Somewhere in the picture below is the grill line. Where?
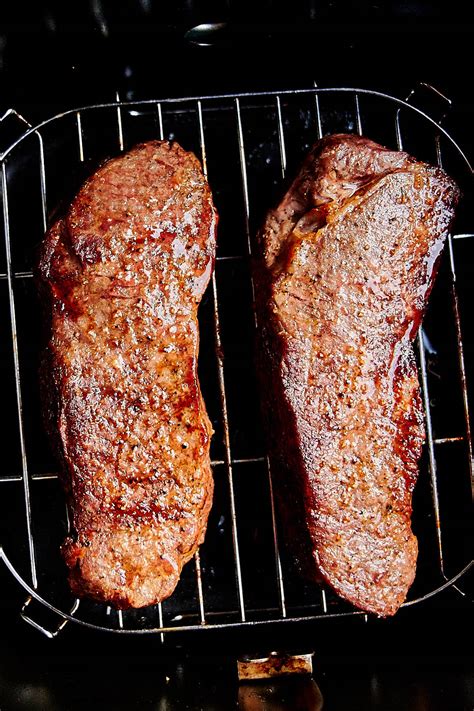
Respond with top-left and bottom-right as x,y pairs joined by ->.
198,100 -> 246,623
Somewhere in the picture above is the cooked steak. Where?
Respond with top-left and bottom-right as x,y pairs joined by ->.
256,134 -> 459,616
37,141 -> 217,609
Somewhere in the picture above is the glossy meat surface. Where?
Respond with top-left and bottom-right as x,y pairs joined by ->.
37,141 -> 217,608
256,134 -> 459,616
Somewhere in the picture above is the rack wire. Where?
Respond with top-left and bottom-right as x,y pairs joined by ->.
0,85 -> 472,638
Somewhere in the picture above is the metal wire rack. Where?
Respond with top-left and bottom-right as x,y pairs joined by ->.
0,84 -> 473,638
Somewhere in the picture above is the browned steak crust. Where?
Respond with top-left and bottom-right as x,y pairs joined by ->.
256,134 -> 459,617
37,141 -> 217,609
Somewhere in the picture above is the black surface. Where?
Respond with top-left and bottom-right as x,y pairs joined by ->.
1,562 -> 473,709
0,8 -> 473,120
1,7 -> 473,710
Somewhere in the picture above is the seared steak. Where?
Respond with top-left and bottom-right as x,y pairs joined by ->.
256,134 -> 459,616
37,141 -> 217,609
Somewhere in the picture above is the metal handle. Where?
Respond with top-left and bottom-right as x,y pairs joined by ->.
0,108 -> 33,158
404,82 -> 453,125
21,595 -> 80,639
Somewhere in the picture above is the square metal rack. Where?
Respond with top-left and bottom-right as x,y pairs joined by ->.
0,84 -> 472,638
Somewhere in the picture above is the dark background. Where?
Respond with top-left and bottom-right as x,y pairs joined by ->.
1,4 -> 473,710
0,1 -> 473,119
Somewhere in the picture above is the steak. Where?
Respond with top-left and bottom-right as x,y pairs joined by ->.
37,141 -> 217,609
256,134 -> 459,616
